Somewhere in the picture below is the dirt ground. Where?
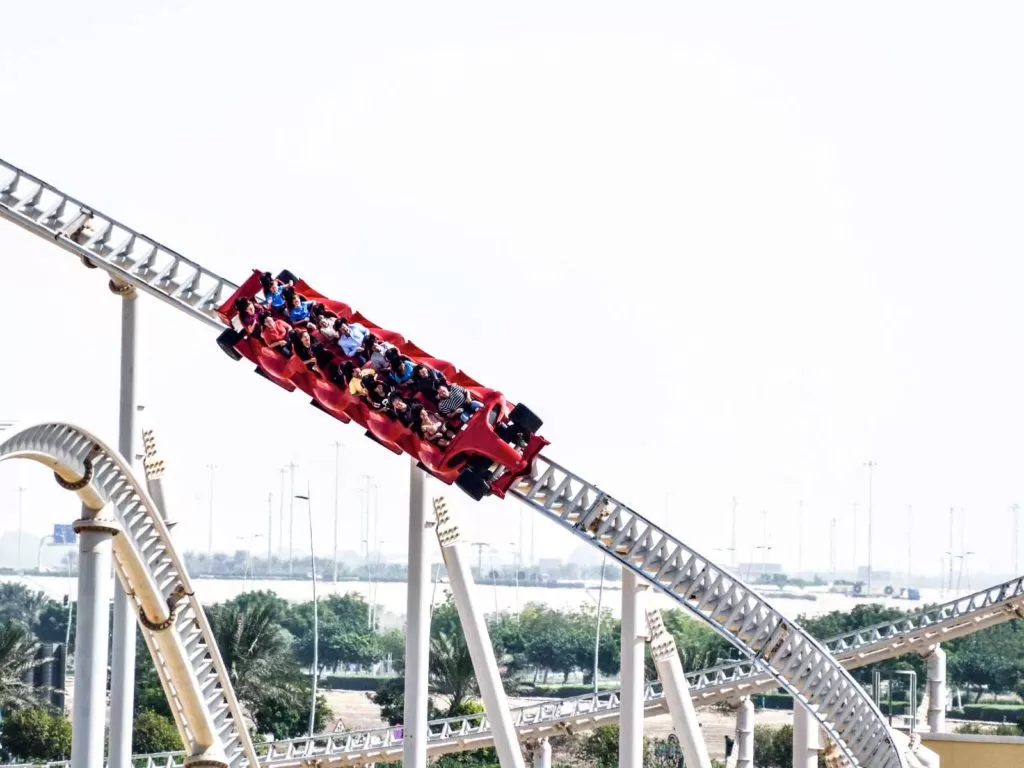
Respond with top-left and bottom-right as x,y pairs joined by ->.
321,690 -> 795,761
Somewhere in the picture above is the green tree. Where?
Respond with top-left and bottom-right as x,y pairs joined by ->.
430,626 -> 477,716
132,710 -> 183,753
206,599 -> 293,708
32,600 -> 74,646
0,622 -> 49,709
250,685 -> 332,740
798,604 -> 927,696
0,707 -> 72,761
0,584 -> 49,627
134,636 -> 173,719
946,621 -> 1024,700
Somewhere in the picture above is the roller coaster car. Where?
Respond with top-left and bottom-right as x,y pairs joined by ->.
214,269 -> 548,501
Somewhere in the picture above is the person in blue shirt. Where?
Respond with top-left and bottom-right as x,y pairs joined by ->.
384,347 -> 415,387
259,272 -> 291,311
336,318 -> 369,359
286,293 -> 315,324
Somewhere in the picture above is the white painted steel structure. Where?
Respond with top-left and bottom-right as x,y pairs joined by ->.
4,156 -> 1020,765
0,422 -> 257,768
646,609 -> 711,768
434,497 -> 526,768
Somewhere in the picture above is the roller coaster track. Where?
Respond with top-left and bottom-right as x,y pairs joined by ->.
0,158 -> 939,766
0,423 -> 259,768
7,562 -> 1022,768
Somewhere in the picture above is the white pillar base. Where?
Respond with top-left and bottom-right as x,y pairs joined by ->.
925,645 -> 947,734
533,738 -> 552,768
69,509 -> 119,768
402,460 -> 430,768
735,697 -> 754,768
620,569 -> 646,768
792,701 -> 821,768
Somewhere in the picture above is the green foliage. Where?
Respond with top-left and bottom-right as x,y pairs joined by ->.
0,707 -> 72,762
132,710 -> 183,753
954,721 -> 1022,736
753,723 -> 792,768
946,622 -> 1024,699
0,622 -> 48,709
134,633 -> 173,719
371,677 -> 408,726
577,725 -> 621,768
752,724 -> 827,768
251,687 -> 332,739
798,604 -> 927,695
0,584 -> 49,627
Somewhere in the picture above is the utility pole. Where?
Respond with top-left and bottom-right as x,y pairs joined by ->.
1012,503 -> 1020,575
730,496 -> 738,569
947,507 -> 955,596
278,467 -> 286,565
206,464 -> 216,564
333,442 -> 342,583
829,517 -> 837,584
797,499 -> 803,577
864,460 -> 876,595
288,462 -> 298,576
852,501 -> 859,580
906,505 -> 913,585
471,542 -> 489,577
16,487 -> 24,571
267,493 -> 273,577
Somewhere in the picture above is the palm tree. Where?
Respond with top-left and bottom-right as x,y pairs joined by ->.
428,628 -> 477,716
0,622 -> 49,709
206,600 -> 293,709
0,584 -> 50,627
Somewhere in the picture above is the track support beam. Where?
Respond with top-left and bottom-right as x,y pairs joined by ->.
646,609 -> 711,768
434,497 -> 525,768
403,458 -> 430,768
109,280 -> 139,768
620,569 -> 647,768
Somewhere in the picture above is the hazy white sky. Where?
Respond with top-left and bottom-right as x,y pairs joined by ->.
2,1 -> 1023,579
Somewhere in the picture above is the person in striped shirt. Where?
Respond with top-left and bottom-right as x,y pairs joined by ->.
436,383 -> 483,424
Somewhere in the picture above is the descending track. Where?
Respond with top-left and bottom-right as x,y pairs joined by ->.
0,422 -> 259,768
0,158 -> 906,766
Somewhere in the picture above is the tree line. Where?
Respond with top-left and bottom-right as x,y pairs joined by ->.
1,581 -> 1023,764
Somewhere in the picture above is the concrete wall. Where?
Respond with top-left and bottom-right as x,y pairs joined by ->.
921,731 -> 1024,767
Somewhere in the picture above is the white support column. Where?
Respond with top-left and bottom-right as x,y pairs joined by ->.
533,739 -> 551,768
434,498 -> 525,768
925,644 -> 947,734
735,697 -> 754,768
70,506 -> 119,768
646,610 -> 711,768
620,569 -> 646,768
792,700 -> 821,768
403,459 -> 430,768
109,281 -> 138,768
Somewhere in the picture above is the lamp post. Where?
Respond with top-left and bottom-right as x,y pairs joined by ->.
864,460 -> 876,594
294,487 -> 319,736
16,486 -> 25,571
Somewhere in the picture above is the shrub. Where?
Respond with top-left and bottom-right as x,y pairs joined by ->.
0,708 -> 72,762
132,710 -> 183,753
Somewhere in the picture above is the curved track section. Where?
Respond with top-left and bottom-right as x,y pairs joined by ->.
0,423 -> 258,768
510,456 -> 903,768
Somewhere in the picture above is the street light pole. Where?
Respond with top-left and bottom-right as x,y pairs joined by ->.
865,460 -> 876,595
288,463 -> 297,576
333,442 -> 341,583
294,486 -> 318,736
16,486 -> 25,571
206,464 -> 216,565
